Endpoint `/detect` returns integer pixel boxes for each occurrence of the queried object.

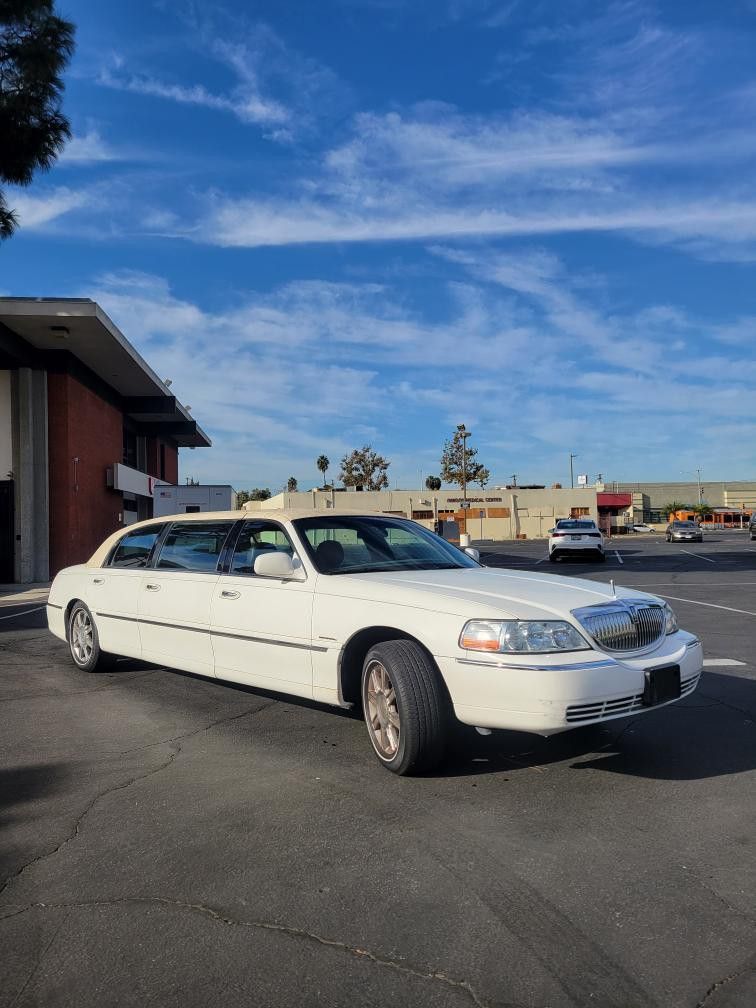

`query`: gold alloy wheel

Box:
[70,608,94,665]
[365,659,401,759]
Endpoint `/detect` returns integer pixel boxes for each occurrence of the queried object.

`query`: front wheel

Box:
[548,552,558,562]
[68,602,116,673]
[361,640,448,775]
[597,551,606,562]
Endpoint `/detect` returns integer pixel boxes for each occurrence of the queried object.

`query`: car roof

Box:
[86,508,412,567]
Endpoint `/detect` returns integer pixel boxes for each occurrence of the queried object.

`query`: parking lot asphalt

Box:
[1,532,755,1008]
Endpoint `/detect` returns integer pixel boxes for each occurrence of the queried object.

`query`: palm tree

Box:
[316,454,330,487]
[661,501,687,520]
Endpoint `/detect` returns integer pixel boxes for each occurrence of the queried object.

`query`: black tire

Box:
[67,601,116,673]
[597,551,606,562]
[549,552,558,562]
[361,639,449,775]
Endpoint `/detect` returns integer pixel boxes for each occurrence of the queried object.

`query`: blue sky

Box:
[4,0,756,490]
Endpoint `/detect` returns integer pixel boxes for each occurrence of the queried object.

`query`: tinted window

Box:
[156,522,233,572]
[230,520,294,575]
[109,526,163,568]
[294,515,478,574]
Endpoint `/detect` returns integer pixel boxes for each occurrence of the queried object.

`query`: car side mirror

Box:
[253,552,304,579]
[464,546,480,562]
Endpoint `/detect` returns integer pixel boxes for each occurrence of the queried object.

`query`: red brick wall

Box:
[145,437,178,484]
[48,373,123,574]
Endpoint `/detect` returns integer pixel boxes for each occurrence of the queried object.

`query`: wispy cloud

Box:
[7,187,94,228]
[59,129,117,163]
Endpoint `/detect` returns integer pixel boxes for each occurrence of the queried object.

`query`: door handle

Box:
[92,577,105,585]
[220,590,240,599]
[145,583,161,591]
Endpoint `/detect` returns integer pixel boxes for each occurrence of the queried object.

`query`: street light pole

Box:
[458,424,471,534]
[569,453,578,489]
[696,468,703,502]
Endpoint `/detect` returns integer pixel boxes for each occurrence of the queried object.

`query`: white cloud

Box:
[97,67,288,125]
[59,129,116,163]
[7,187,93,228]
[81,265,756,488]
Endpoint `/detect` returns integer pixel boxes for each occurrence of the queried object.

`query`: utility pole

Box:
[511,474,518,487]
[569,453,578,489]
[696,468,703,502]
[458,424,471,534]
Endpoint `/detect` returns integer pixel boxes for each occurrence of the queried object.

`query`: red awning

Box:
[597,493,632,508]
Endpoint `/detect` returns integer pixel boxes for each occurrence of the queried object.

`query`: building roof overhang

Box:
[0,298,210,448]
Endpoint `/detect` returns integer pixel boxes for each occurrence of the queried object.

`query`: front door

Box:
[0,481,13,582]
[211,519,315,697]
[138,520,234,677]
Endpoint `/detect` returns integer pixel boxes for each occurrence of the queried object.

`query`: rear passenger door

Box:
[210,519,315,697]
[138,520,236,677]
[89,524,165,659]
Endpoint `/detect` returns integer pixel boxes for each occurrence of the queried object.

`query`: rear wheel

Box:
[548,551,558,562]
[68,602,116,673]
[361,640,448,775]
[597,551,606,562]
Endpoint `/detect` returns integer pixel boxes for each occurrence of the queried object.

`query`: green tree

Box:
[692,503,713,520]
[440,426,490,490]
[425,475,442,491]
[249,487,271,501]
[661,500,687,519]
[340,445,390,491]
[235,490,251,508]
[286,476,298,493]
[316,454,330,487]
[0,1,76,239]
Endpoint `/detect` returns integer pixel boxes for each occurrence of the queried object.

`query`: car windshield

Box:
[555,520,596,530]
[673,521,697,528]
[293,515,479,575]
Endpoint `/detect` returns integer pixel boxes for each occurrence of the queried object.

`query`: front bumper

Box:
[436,633,703,734]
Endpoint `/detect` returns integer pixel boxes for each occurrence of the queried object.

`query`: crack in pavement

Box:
[9,897,498,1008]
[0,669,157,704]
[0,702,275,901]
[8,908,69,1008]
[695,960,756,1007]
[698,692,756,723]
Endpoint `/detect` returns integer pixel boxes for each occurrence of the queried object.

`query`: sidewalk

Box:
[0,583,51,607]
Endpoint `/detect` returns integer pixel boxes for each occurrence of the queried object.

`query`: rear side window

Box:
[109,526,163,568]
[156,521,234,572]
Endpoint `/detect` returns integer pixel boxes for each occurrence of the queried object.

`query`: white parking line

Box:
[679,549,716,564]
[614,551,623,564]
[702,658,746,667]
[534,558,546,565]
[0,605,46,621]
[656,594,756,617]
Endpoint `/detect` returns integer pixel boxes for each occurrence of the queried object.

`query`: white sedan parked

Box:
[548,519,605,562]
[48,510,702,775]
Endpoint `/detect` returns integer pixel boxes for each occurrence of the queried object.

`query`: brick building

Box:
[0,298,210,583]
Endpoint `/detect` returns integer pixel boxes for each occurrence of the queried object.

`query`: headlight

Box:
[460,619,590,654]
[662,602,678,635]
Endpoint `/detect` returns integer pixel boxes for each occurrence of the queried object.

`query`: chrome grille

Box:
[572,600,666,652]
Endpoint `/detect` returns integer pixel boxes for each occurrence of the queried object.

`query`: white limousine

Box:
[47,510,703,774]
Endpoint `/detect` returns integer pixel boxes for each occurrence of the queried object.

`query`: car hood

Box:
[321,567,656,621]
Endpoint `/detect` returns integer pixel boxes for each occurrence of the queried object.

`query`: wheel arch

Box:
[337,626,447,709]
[63,597,86,641]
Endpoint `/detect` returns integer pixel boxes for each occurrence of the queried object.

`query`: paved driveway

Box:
[1,532,755,1007]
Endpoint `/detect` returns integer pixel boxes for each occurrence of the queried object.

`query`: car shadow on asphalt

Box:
[440,670,755,781]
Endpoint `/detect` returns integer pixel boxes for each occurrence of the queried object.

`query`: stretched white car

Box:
[47,510,702,775]
[549,519,605,562]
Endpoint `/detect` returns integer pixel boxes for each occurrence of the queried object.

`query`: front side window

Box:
[109,526,164,568]
[293,516,479,575]
[156,521,233,572]
[230,520,295,575]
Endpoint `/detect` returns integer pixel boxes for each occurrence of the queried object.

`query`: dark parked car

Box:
[749,517,756,541]
[666,520,703,543]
